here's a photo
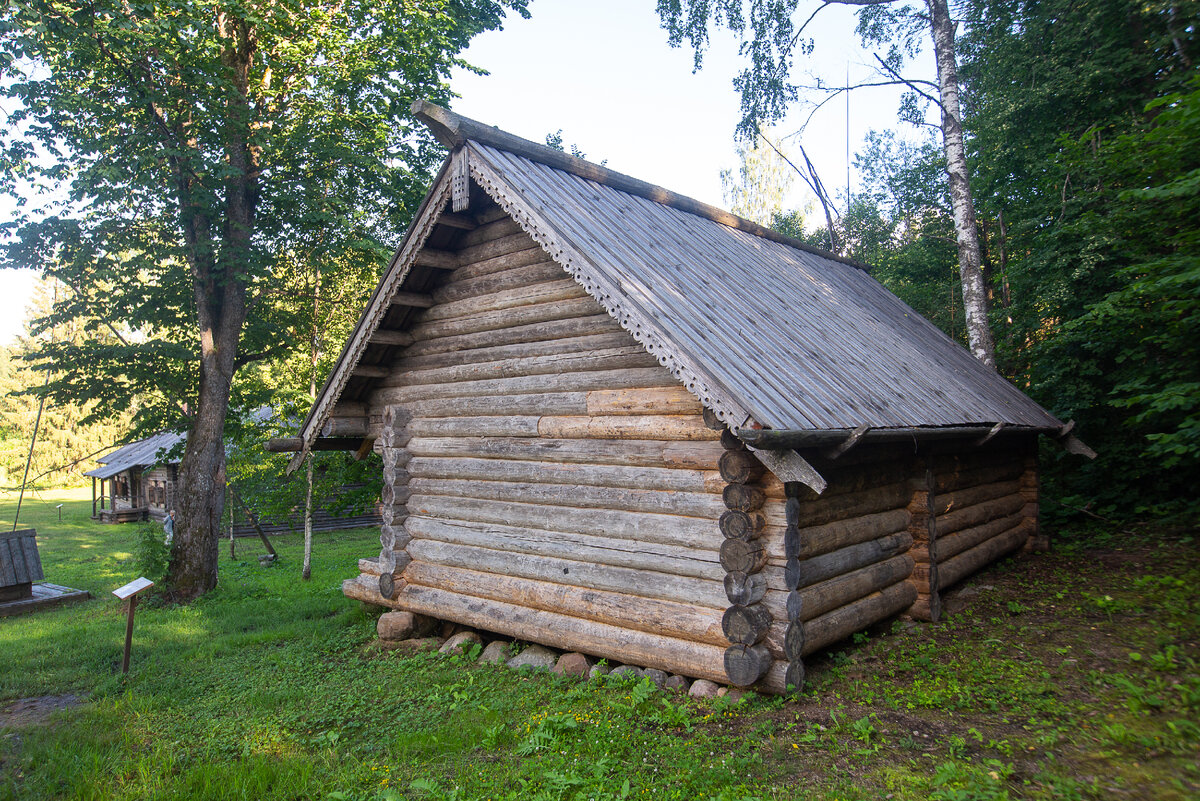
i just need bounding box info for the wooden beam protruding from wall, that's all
[392,291,435,309]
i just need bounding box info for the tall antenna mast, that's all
[845,62,851,211]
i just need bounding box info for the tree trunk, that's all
[927,0,996,368]
[164,18,256,600]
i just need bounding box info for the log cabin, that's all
[278,101,1094,693]
[85,432,181,523]
[87,424,381,534]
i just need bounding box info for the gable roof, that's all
[84,431,182,480]
[292,102,1062,466]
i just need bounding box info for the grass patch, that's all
[2,488,1197,799]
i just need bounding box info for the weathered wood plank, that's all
[537,415,719,441]
[407,477,725,518]
[406,456,725,494]
[405,537,727,608]
[405,496,722,550]
[404,561,726,646]
[404,436,726,471]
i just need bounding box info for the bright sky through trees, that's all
[0,0,918,344]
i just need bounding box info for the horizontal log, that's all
[802,580,917,656]
[787,532,913,589]
[446,243,560,285]
[725,643,771,687]
[408,416,541,438]
[264,437,303,452]
[387,392,590,419]
[321,417,368,437]
[719,538,766,574]
[435,212,476,230]
[722,603,772,645]
[768,555,914,622]
[406,455,725,494]
[936,493,1025,536]
[358,557,383,576]
[370,329,414,347]
[723,484,765,512]
[419,278,587,324]
[404,561,725,645]
[538,415,719,442]
[402,313,620,359]
[432,259,565,305]
[724,571,766,605]
[719,450,766,484]
[406,296,603,342]
[330,401,368,417]
[763,508,912,561]
[934,479,1022,516]
[407,477,724,520]
[937,520,1031,591]
[456,231,536,267]
[392,291,435,308]
[373,367,673,405]
[405,537,727,609]
[719,510,765,541]
[933,461,1025,493]
[406,496,722,551]
[352,365,390,379]
[393,583,731,684]
[413,249,458,270]
[587,387,702,416]
[759,460,913,501]
[395,331,633,373]
[762,481,911,530]
[453,213,522,248]
[405,436,726,471]
[920,511,1025,563]
[381,346,656,389]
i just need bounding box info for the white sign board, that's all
[112,576,154,600]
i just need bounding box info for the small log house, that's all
[283,102,1093,692]
[85,432,181,523]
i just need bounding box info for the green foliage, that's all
[133,522,171,583]
[2,493,1197,799]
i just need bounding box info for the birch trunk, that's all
[927,0,996,368]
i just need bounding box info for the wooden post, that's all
[122,595,138,674]
[112,577,154,675]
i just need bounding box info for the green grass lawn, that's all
[1,487,1197,800]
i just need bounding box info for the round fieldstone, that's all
[688,679,720,698]
[376,611,415,641]
[608,665,642,679]
[478,640,511,665]
[439,630,482,655]
[664,675,690,693]
[588,663,612,680]
[507,644,558,671]
[553,652,592,677]
[642,669,668,688]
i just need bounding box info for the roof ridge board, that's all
[411,99,871,274]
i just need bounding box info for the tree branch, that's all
[873,53,944,109]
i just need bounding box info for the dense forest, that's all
[761,0,1199,520]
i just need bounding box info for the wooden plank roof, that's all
[292,102,1062,465]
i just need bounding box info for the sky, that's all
[0,0,924,346]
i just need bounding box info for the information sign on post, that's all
[112,577,155,674]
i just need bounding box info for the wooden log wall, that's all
[758,445,918,690]
[346,213,735,685]
[905,441,1037,620]
[375,405,412,601]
